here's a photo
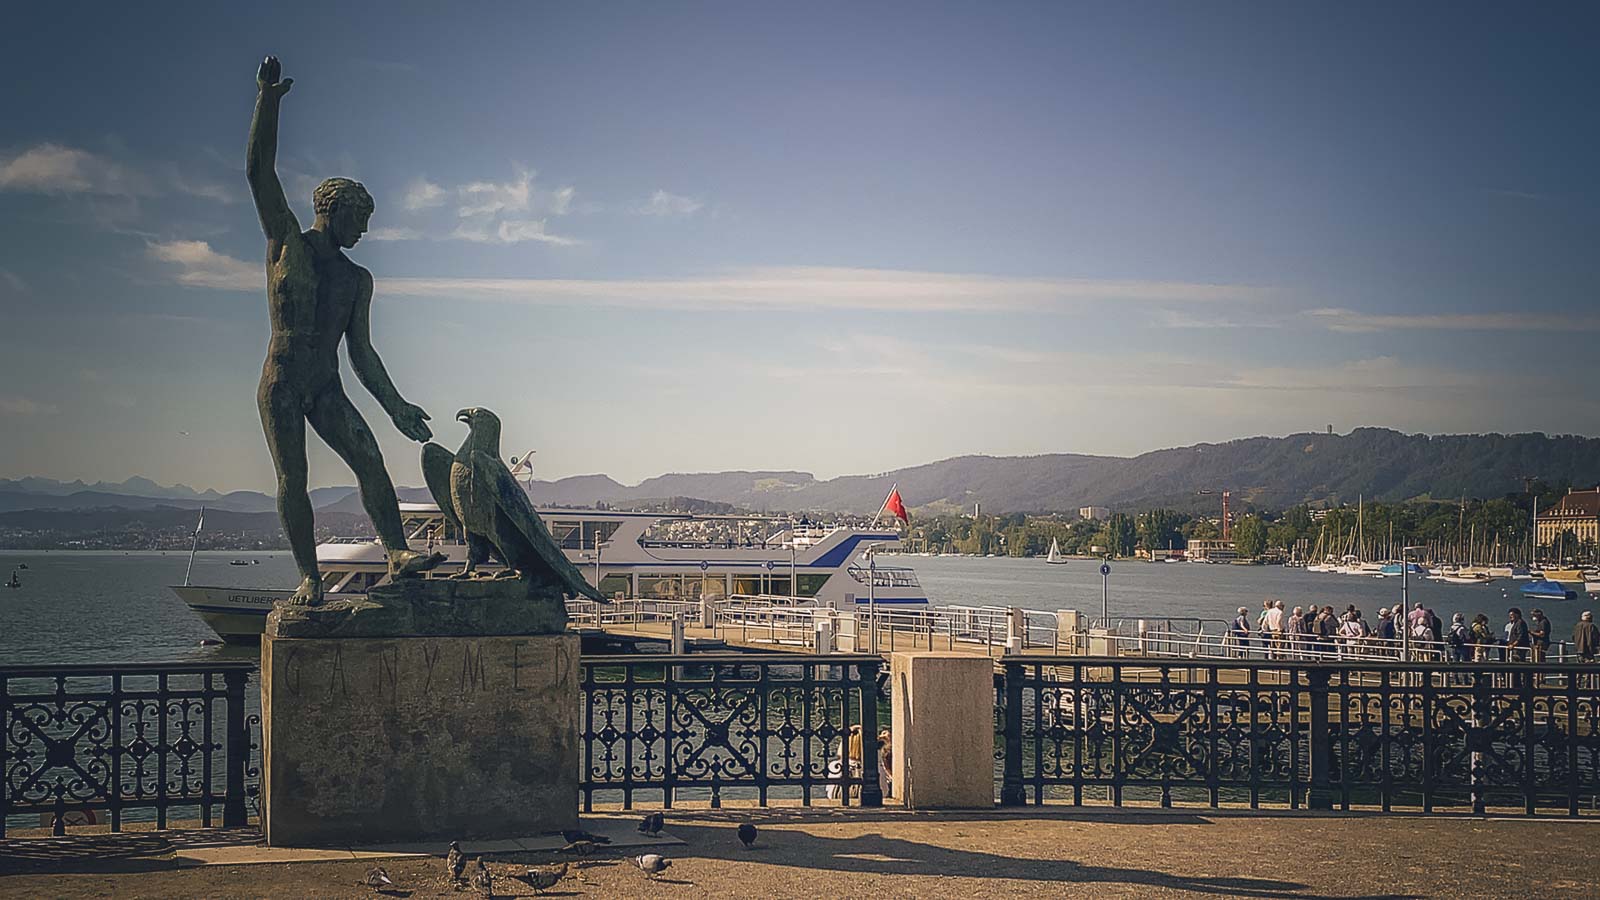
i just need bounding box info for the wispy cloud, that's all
[146,240,259,291]
[367,226,423,241]
[402,178,447,211]
[638,190,703,217]
[0,268,26,295]
[0,395,57,416]
[382,267,1265,311]
[1305,307,1600,333]
[0,143,148,196]
[449,220,581,246]
[143,242,1267,313]
[396,167,579,244]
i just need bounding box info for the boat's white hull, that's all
[173,505,926,639]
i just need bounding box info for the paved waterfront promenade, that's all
[3,806,1598,898]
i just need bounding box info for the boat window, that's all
[796,574,830,597]
[550,521,581,550]
[732,575,762,596]
[582,521,621,549]
[765,575,790,597]
[699,574,727,600]
[598,573,632,599]
[638,573,683,599]
[322,570,346,589]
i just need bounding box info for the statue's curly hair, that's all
[311,177,374,218]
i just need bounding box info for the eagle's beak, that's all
[455,408,472,424]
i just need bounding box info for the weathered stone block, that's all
[266,577,569,639]
[261,633,578,846]
[890,652,995,809]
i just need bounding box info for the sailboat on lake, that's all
[1046,538,1069,565]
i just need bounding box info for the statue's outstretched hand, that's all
[256,56,293,98]
[393,403,432,442]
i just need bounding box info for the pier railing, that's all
[997,657,1600,815]
[579,653,884,811]
[0,661,255,837]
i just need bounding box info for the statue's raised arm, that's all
[246,56,300,246]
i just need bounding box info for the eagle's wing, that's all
[420,442,463,536]
[469,449,604,601]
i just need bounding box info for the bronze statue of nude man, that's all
[247,56,440,605]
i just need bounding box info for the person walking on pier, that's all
[1447,613,1471,663]
[1376,607,1396,642]
[1471,614,1495,662]
[1287,606,1306,658]
[1574,611,1599,663]
[1504,608,1530,662]
[1230,607,1252,658]
[1264,600,1285,657]
[1528,609,1551,663]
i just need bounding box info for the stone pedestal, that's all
[890,652,995,809]
[260,580,578,847]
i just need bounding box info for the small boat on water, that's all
[1522,579,1577,601]
[1438,573,1495,585]
[1536,568,1585,584]
[1487,566,1531,579]
[228,559,259,567]
[1045,538,1069,565]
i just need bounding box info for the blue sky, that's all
[1,2,1597,492]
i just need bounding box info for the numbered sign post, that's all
[1099,561,1111,625]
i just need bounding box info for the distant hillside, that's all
[523,428,1600,515]
[8,429,1600,527]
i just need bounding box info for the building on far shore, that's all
[1079,506,1110,521]
[1187,539,1238,562]
[1535,487,1600,547]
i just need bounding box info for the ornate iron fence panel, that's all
[580,654,883,811]
[1000,658,1600,815]
[1,662,254,836]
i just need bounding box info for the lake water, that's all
[1,550,1594,665]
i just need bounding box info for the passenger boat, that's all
[171,503,922,640]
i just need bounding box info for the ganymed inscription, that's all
[271,638,573,708]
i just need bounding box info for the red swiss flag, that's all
[884,488,908,523]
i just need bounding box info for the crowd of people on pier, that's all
[1226,599,1600,663]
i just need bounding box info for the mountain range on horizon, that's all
[5,428,1600,519]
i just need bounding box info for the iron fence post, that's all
[858,659,883,807]
[1001,661,1025,805]
[223,668,249,828]
[1306,667,1334,810]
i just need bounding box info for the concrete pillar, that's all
[837,604,860,652]
[814,611,836,654]
[1006,607,1025,650]
[699,596,714,628]
[670,612,686,655]
[890,652,995,808]
[1056,609,1082,654]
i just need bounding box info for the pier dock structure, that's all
[572,595,1582,664]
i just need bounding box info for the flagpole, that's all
[871,482,899,529]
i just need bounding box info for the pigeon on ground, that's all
[446,841,467,886]
[558,839,600,856]
[470,858,495,897]
[633,853,672,880]
[561,828,611,844]
[738,822,758,849]
[638,812,665,836]
[361,865,396,891]
[507,862,567,895]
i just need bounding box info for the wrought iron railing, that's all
[1,661,255,836]
[997,657,1600,815]
[580,654,884,811]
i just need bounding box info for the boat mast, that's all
[184,506,205,587]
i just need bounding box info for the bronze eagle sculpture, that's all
[420,408,603,601]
